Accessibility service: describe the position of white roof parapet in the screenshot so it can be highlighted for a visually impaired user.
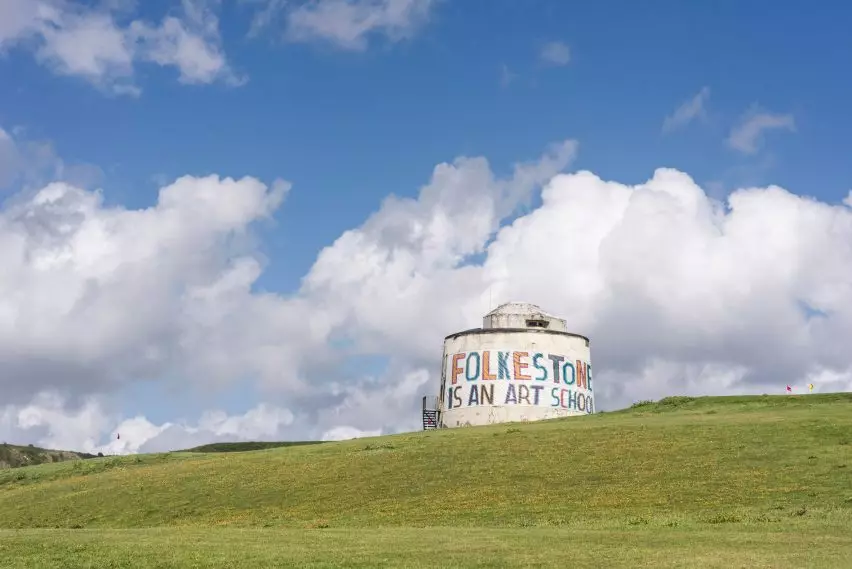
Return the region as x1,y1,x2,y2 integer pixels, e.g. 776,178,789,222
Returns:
482,301,567,332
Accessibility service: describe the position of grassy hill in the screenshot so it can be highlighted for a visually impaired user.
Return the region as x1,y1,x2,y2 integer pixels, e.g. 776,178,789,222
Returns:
0,443,97,469
0,440,316,470
2,393,852,568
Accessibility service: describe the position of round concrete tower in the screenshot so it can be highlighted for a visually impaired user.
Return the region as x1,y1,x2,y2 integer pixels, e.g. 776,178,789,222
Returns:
436,302,593,428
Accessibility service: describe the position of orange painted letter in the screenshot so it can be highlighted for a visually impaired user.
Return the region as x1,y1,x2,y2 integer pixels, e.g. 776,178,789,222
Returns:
513,351,531,380
451,353,465,385
482,351,496,380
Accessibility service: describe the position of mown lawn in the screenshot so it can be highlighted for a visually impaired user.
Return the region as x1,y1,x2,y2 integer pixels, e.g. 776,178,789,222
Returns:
1,394,851,567
2,525,851,569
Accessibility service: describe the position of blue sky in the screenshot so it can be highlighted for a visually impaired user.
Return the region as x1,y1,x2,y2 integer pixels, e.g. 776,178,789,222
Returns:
2,0,852,452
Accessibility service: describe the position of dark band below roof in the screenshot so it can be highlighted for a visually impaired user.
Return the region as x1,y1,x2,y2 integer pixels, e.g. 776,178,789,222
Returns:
444,327,590,344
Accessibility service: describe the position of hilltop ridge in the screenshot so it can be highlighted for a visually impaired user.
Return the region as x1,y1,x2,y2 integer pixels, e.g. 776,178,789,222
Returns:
0,443,99,469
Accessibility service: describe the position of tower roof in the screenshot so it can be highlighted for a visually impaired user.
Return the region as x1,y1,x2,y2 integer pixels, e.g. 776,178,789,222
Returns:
482,301,567,332
485,302,555,319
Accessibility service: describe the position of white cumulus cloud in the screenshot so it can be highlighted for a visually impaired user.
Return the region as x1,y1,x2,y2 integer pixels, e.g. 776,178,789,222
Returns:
295,163,852,421
0,159,292,405
0,0,242,94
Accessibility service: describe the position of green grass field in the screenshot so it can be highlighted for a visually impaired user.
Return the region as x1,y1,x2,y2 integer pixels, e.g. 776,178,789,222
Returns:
2,394,851,568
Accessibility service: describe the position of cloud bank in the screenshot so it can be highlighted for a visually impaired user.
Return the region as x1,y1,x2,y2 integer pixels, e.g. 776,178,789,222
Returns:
1,124,850,454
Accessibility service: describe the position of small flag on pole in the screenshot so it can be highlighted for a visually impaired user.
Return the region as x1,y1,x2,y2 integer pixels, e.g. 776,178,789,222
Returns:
786,385,792,393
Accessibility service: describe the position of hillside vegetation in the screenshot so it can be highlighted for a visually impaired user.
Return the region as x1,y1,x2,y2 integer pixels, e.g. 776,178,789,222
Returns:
2,393,852,568
0,443,97,469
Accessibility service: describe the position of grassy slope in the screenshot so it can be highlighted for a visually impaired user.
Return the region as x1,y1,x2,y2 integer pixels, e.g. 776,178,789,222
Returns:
0,443,96,469
2,394,852,568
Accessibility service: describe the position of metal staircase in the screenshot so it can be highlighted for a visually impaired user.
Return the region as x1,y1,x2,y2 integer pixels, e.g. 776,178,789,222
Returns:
422,396,439,430
422,409,438,430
